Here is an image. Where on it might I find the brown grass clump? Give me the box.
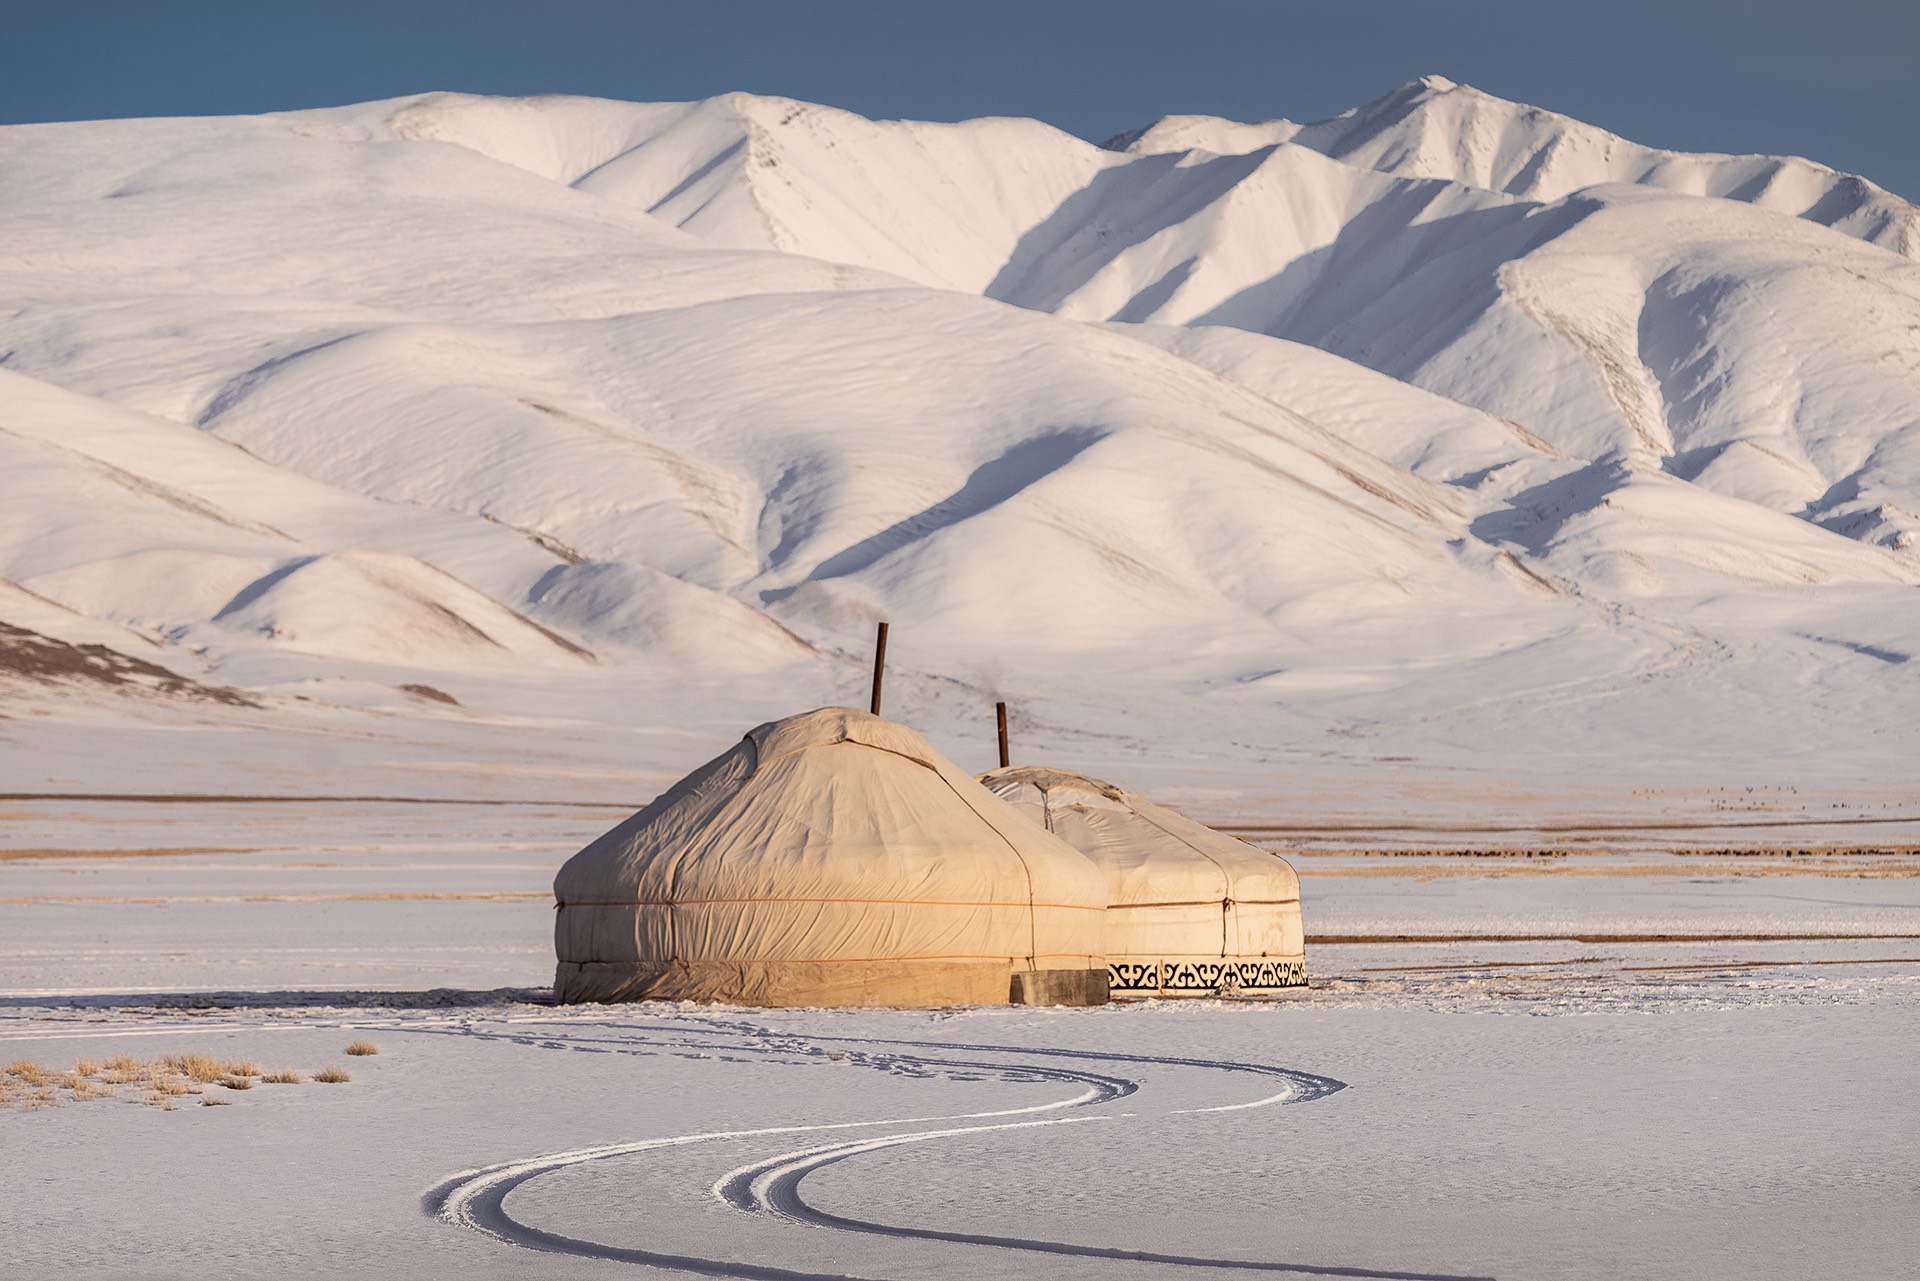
[0,1049,361,1111]
[162,1052,226,1083]
[101,1053,144,1084]
[4,1059,53,1086]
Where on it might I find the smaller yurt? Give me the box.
[979,766,1306,998]
[554,708,1110,1008]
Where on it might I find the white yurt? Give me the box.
[979,766,1306,998]
[554,708,1111,1007]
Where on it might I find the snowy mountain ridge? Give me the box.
[1110,75,1920,260]
[305,79,1920,556]
[1,78,1915,795]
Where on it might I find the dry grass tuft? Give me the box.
[2,1077,56,1109]
[0,1049,359,1111]
[101,1053,144,1084]
[200,1095,230,1106]
[4,1059,53,1086]
[162,1052,226,1083]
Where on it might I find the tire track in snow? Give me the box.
[732,1130,1485,1279]
[424,1020,1478,1280]
[425,1027,1133,1277]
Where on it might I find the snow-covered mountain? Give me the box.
[1111,75,1920,259]
[2,79,1915,798]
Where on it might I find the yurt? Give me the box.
[554,708,1111,1007]
[979,766,1307,998]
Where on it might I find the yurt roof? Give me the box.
[560,710,1113,902]
[979,764,1298,908]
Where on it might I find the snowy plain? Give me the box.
[3,74,1919,1279]
[4,796,1918,1280]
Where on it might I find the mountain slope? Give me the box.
[305,90,1113,295]
[0,84,1914,792]
[1112,75,1920,260]
[280,83,1920,566]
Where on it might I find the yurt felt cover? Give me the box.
[554,708,1109,1007]
[980,766,1306,997]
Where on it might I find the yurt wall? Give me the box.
[981,766,1306,997]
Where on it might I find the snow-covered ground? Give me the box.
[7,994,1917,1281]
[5,808,1917,1280]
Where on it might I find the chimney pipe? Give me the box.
[868,622,889,716]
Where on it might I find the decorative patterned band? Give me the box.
[1108,958,1308,994]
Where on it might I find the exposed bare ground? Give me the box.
[1310,931,1920,944]
[0,847,266,862]
[0,792,629,809]
[1275,845,1920,857]
[0,892,550,904]
[1287,858,1920,879]
[1221,815,1920,834]
[0,621,257,706]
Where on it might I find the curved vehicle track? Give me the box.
[425,1018,1485,1281]
[723,1127,1478,1280]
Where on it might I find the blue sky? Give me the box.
[4,0,1915,199]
